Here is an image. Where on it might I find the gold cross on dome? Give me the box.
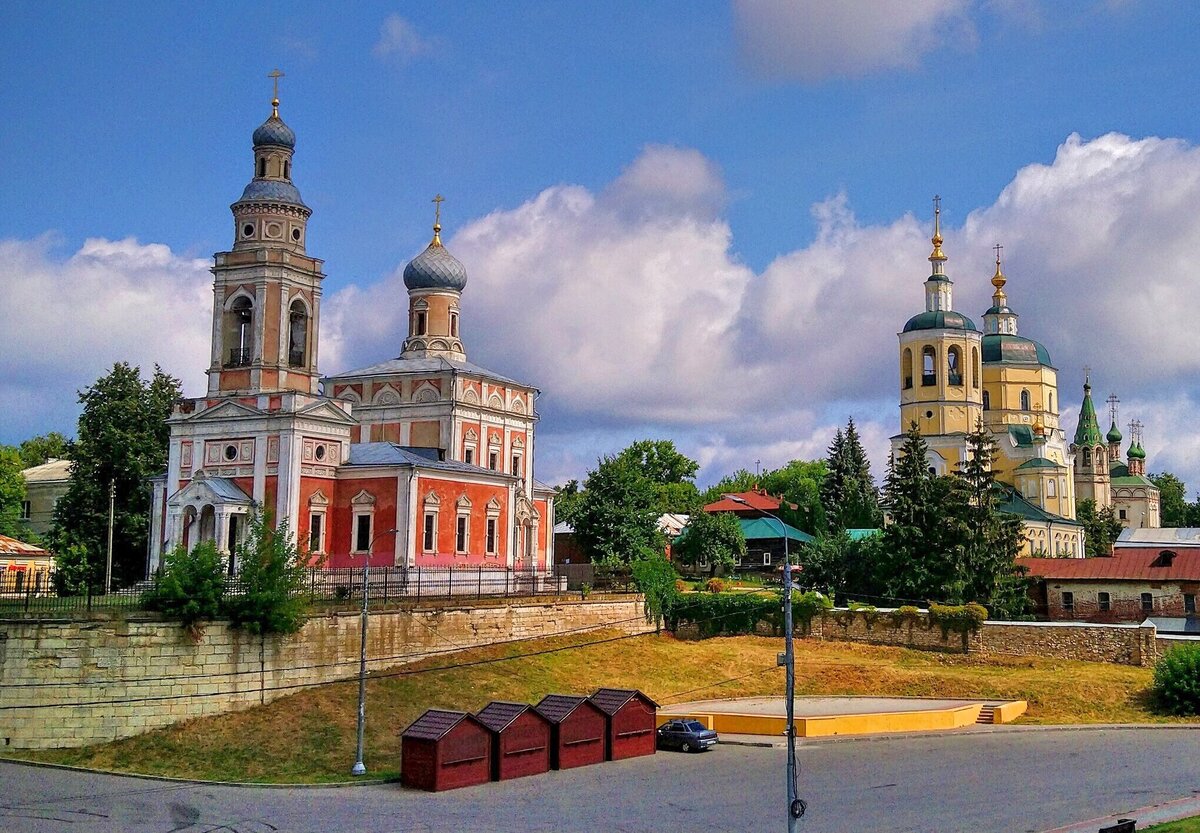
[993,242,1003,264]
[432,194,445,226]
[268,68,285,102]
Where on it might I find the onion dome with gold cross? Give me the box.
[903,198,977,333]
[981,245,1054,367]
[403,199,468,292]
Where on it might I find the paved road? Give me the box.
[2,727,1197,833]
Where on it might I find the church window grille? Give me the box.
[423,512,436,552]
[288,300,308,367]
[947,346,963,386]
[902,349,913,390]
[354,513,372,553]
[921,346,936,386]
[1020,389,1031,411]
[982,390,990,410]
[972,347,980,388]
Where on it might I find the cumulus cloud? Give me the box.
[733,0,974,82]
[0,236,212,440]
[372,14,434,62]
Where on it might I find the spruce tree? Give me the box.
[820,427,847,533]
[843,417,882,529]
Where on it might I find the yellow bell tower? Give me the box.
[895,197,983,473]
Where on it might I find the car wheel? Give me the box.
[681,742,691,753]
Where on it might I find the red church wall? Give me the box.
[378,423,401,443]
[297,476,335,565]
[327,476,399,568]
[350,425,362,443]
[220,370,251,390]
[413,476,510,568]
[534,498,550,570]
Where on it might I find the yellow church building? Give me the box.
[893,199,1084,556]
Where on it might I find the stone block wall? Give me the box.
[0,597,652,750]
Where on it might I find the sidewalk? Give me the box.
[1039,795,1200,832]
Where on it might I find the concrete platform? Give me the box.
[659,695,1027,739]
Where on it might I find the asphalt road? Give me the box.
[2,727,1197,833]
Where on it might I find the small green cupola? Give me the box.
[1106,421,1123,444]
[1072,377,1104,447]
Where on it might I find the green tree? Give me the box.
[142,542,226,636]
[49,362,182,588]
[822,418,881,533]
[616,439,702,514]
[572,455,663,563]
[797,530,885,599]
[0,446,28,538]
[953,421,1028,617]
[673,511,747,576]
[629,553,679,631]
[18,432,73,468]
[1150,472,1190,527]
[554,479,585,529]
[703,459,829,535]
[223,513,310,635]
[1076,498,1123,556]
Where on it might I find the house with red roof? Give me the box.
[1018,548,1200,622]
[0,534,55,596]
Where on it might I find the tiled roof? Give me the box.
[327,355,525,387]
[0,535,50,556]
[476,701,546,733]
[535,694,590,723]
[1017,548,1200,581]
[703,489,795,514]
[589,688,659,715]
[402,709,475,741]
[997,486,1083,527]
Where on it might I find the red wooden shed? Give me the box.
[534,694,608,771]
[401,709,492,792]
[589,688,659,761]
[475,701,553,782]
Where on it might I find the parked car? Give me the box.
[656,719,719,752]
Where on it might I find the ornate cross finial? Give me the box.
[1130,419,1144,445]
[432,194,444,228]
[1083,365,1091,387]
[1106,393,1120,425]
[268,68,285,115]
[993,243,1003,265]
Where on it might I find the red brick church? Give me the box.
[149,91,555,574]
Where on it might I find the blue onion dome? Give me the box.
[253,112,296,149]
[403,225,468,291]
[237,178,307,208]
[902,310,978,333]
[1107,421,1123,443]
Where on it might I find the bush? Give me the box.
[1152,643,1200,716]
[792,590,833,633]
[928,602,988,646]
[890,605,923,630]
[674,578,690,593]
[847,601,879,630]
[223,513,310,635]
[669,592,781,638]
[142,541,226,637]
[630,553,679,630]
[705,577,727,593]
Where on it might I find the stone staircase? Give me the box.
[976,704,996,725]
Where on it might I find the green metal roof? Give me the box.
[1015,457,1064,471]
[981,334,1053,367]
[1106,420,1123,443]
[738,517,815,544]
[1008,425,1036,448]
[902,310,978,333]
[997,485,1083,527]
[1111,474,1154,487]
[1073,385,1104,447]
[846,528,883,541]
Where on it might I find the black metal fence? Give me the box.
[0,566,575,617]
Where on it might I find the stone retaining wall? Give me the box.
[0,597,653,750]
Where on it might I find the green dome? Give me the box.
[902,310,978,333]
[981,334,1053,367]
[1106,421,1123,443]
[1128,442,1146,460]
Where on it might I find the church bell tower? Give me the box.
[207,71,326,397]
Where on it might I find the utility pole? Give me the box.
[105,478,116,594]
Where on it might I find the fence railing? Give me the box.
[0,565,577,617]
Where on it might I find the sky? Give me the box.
[3,0,1200,494]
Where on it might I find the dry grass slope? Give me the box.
[8,632,1193,783]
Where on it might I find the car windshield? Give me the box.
[683,721,705,731]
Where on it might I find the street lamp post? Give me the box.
[725,495,803,830]
[351,527,399,777]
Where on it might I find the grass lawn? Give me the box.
[1146,818,1200,832]
[6,631,1195,783]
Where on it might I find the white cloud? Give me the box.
[733,0,974,82]
[0,235,212,440]
[372,14,434,62]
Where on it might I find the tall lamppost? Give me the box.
[351,527,399,777]
[725,495,804,830]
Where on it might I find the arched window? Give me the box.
[921,346,936,386]
[1047,392,1054,413]
[1083,448,1092,467]
[972,347,980,388]
[947,346,962,386]
[283,160,290,179]
[1020,389,1031,411]
[982,390,990,410]
[902,349,913,389]
[257,158,266,178]
[224,296,253,367]
[1047,478,1057,497]
[288,300,308,367]
[415,310,427,336]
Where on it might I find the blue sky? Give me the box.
[3,1,1200,493]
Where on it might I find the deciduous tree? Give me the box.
[0,446,28,538]
[573,455,663,563]
[673,510,747,577]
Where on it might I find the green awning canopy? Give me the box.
[737,517,815,544]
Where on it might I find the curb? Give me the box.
[0,756,397,789]
[1038,794,1200,833]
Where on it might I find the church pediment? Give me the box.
[168,475,253,509]
[295,399,359,425]
[185,399,264,422]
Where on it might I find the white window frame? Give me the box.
[308,510,326,554]
[423,511,437,553]
[353,513,373,554]
[456,513,470,554]
[762,553,772,567]
[350,489,376,554]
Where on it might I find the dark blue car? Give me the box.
[656,719,719,752]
